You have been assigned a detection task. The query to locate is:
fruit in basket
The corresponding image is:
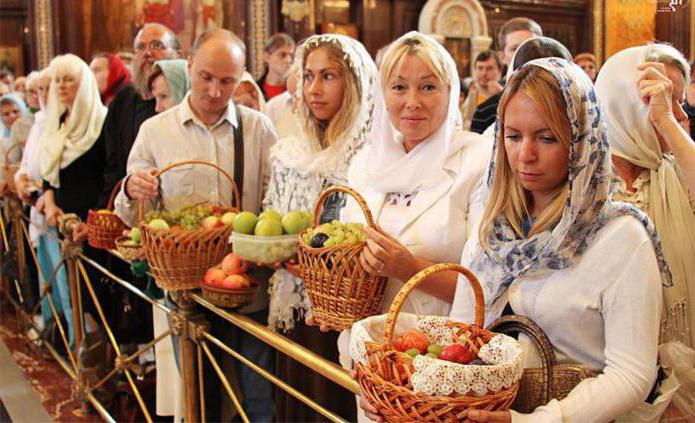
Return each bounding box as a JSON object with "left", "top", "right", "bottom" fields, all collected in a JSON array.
[
  {"left": 129, "top": 228, "right": 141, "bottom": 244},
  {"left": 309, "top": 233, "right": 330, "bottom": 248},
  {"left": 221, "top": 274, "right": 251, "bottom": 290},
  {"left": 234, "top": 212, "right": 259, "bottom": 234},
  {"left": 222, "top": 253, "right": 248, "bottom": 275},
  {"left": 122, "top": 239, "right": 139, "bottom": 247},
  {"left": 259, "top": 210, "right": 282, "bottom": 222},
  {"left": 97, "top": 209, "right": 112, "bottom": 215},
  {"left": 221, "top": 212, "right": 237, "bottom": 226},
  {"left": 427, "top": 343, "right": 443, "bottom": 357},
  {"left": 393, "top": 330, "right": 430, "bottom": 354},
  {"left": 255, "top": 218, "right": 283, "bottom": 236},
  {"left": 405, "top": 348, "right": 420, "bottom": 358},
  {"left": 202, "top": 215, "right": 224, "bottom": 230},
  {"left": 204, "top": 268, "right": 226, "bottom": 285},
  {"left": 281, "top": 211, "right": 309, "bottom": 235},
  {"left": 302, "top": 220, "right": 366, "bottom": 248},
  {"left": 148, "top": 218, "right": 170, "bottom": 231},
  {"left": 439, "top": 344, "right": 477, "bottom": 364}
]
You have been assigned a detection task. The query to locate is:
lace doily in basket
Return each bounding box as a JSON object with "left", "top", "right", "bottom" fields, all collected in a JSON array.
[{"left": 350, "top": 313, "right": 525, "bottom": 396}]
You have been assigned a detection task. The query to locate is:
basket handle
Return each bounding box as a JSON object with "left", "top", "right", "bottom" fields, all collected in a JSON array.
[
  {"left": 311, "top": 185, "right": 375, "bottom": 227},
  {"left": 4, "top": 141, "right": 25, "bottom": 164},
  {"left": 136, "top": 159, "right": 241, "bottom": 222},
  {"left": 487, "top": 315, "right": 556, "bottom": 403},
  {"left": 383, "top": 263, "right": 484, "bottom": 343},
  {"left": 105, "top": 179, "right": 124, "bottom": 210}
]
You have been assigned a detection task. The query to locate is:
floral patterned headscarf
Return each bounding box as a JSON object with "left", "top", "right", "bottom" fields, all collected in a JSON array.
[{"left": 471, "top": 58, "right": 672, "bottom": 304}]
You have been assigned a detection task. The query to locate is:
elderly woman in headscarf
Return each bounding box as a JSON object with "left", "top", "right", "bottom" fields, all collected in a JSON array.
[
  {"left": 40, "top": 54, "right": 106, "bottom": 226},
  {"left": 90, "top": 53, "right": 131, "bottom": 106},
  {"left": 595, "top": 43, "right": 695, "bottom": 418},
  {"left": 362, "top": 58, "right": 673, "bottom": 422},
  {"left": 147, "top": 58, "right": 190, "bottom": 113},
  {"left": 233, "top": 71, "right": 266, "bottom": 111},
  {"left": 262, "top": 33, "right": 377, "bottom": 422},
  {"left": 0, "top": 93, "right": 28, "bottom": 194}
]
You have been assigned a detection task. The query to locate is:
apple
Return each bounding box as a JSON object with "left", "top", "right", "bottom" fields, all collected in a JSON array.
[
  {"left": 204, "top": 267, "right": 226, "bottom": 285},
  {"left": 222, "top": 253, "right": 248, "bottom": 275},
  {"left": 281, "top": 211, "right": 308, "bottom": 235},
  {"left": 221, "top": 211, "right": 237, "bottom": 226},
  {"left": 148, "top": 218, "right": 170, "bottom": 231},
  {"left": 202, "top": 215, "right": 224, "bottom": 230},
  {"left": 221, "top": 274, "right": 251, "bottom": 290},
  {"left": 258, "top": 210, "right": 282, "bottom": 222},
  {"left": 255, "top": 218, "right": 283, "bottom": 236},
  {"left": 233, "top": 212, "right": 258, "bottom": 234},
  {"left": 129, "top": 228, "right": 141, "bottom": 243}
]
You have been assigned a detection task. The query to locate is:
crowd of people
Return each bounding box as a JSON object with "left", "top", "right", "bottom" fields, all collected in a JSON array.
[{"left": 1, "top": 14, "right": 694, "bottom": 423}]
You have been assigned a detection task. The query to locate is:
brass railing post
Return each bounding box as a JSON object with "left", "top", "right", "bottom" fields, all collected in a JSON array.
[
  {"left": 57, "top": 213, "right": 87, "bottom": 412},
  {"left": 170, "top": 290, "right": 207, "bottom": 423},
  {"left": 9, "top": 196, "right": 27, "bottom": 287}
]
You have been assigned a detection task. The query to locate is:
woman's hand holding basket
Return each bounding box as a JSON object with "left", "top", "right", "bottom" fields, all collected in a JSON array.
[{"left": 360, "top": 226, "right": 419, "bottom": 281}]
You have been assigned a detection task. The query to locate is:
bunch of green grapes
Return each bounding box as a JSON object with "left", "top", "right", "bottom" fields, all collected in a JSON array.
[
  {"left": 144, "top": 210, "right": 164, "bottom": 223},
  {"left": 302, "top": 220, "right": 366, "bottom": 248},
  {"left": 176, "top": 205, "right": 214, "bottom": 230}
]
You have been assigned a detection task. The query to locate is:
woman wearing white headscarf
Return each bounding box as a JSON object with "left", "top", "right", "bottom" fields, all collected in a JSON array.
[
  {"left": 233, "top": 71, "right": 266, "bottom": 112},
  {"left": 360, "top": 58, "right": 674, "bottom": 423},
  {"left": 263, "top": 33, "right": 377, "bottom": 421},
  {"left": 40, "top": 54, "right": 107, "bottom": 226},
  {"left": 595, "top": 44, "right": 695, "bottom": 417}
]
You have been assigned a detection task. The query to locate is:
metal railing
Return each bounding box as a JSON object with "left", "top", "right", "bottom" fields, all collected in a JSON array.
[{"left": 0, "top": 193, "right": 358, "bottom": 422}]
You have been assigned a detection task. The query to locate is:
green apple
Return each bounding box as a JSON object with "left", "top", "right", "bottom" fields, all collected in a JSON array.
[
  {"left": 129, "top": 227, "right": 141, "bottom": 243},
  {"left": 233, "top": 212, "right": 258, "bottom": 234},
  {"left": 254, "top": 218, "right": 283, "bottom": 236},
  {"left": 281, "top": 211, "right": 308, "bottom": 235},
  {"left": 221, "top": 211, "right": 237, "bottom": 226},
  {"left": 258, "top": 210, "right": 282, "bottom": 222},
  {"left": 148, "top": 218, "right": 170, "bottom": 231}
]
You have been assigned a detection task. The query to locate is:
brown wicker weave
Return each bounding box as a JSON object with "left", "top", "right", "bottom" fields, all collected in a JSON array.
[
  {"left": 87, "top": 180, "right": 128, "bottom": 249},
  {"left": 487, "top": 315, "right": 597, "bottom": 413},
  {"left": 356, "top": 263, "right": 520, "bottom": 422},
  {"left": 297, "top": 186, "right": 387, "bottom": 331},
  {"left": 201, "top": 282, "right": 258, "bottom": 308},
  {"left": 114, "top": 236, "right": 144, "bottom": 262},
  {"left": 139, "top": 160, "right": 240, "bottom": 291},
  {"left": 4, "top": 142, "right": 24, "bottom": 195}
]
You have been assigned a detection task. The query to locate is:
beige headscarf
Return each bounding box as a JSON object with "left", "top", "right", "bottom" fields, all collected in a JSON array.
[
  {"left": 596, "top": 45, "right": 695, "bottom": 346},
  {"left": 40, "top": 54, "right": 107, "bottom": 188}
]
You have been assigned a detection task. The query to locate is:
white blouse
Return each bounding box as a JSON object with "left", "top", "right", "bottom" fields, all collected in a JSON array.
[{"left": 451, "top": 216, "right": 663, "bottom": 422}]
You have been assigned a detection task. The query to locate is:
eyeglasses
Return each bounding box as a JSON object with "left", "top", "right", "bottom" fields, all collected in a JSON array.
[{"left": 134, "top": 40, "right": 167, "bottom": 53}]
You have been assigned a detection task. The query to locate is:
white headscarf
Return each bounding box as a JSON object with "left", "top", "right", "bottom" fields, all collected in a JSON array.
[
  {"left": 364, "top": 31, "right": 466, "bottom": 194},
  {"left": 269, "top": 34, "right": 378, "bottom": 182},
  {"left": 40, "top": 54, "right": 107, "bottom": 187},
  {"left": 595, "top": 45, "right": 695, "bottom": 345},
  {"left": 238, "top": 71, "right": 267, "bottom": 111}
]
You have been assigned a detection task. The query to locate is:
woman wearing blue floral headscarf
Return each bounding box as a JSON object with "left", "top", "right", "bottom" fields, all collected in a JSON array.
[
  {"left": 358, "top": 58, "right": 674, "bottom": 421},
  {"left": 453, "top": 58, "right": 673, "bottom": 421}
]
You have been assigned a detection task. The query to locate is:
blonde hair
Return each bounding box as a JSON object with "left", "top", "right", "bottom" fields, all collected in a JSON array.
[
  {"left": 479, "top": 66, "right": 572, "bottom": 249},
  {"left": 302, "top": 42, "right": 360, "bottom": 148},
  {"left": 380, "top": 35, "right": 452, "bottom": 92}
]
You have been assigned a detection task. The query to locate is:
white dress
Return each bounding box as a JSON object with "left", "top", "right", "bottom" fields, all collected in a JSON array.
[{"left": 452, "top": 216, "right": 668, "bottom": 422}]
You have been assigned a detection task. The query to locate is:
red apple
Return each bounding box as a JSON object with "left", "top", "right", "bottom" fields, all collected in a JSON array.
[
  {"left": 202, "top": 216, "right": 223, "bottom": 230},
  {"left": 221, "top": 253, "right": 248, "bottom": 275},
  {"left": 393, "top": 330, "right": 430, "bottom": 354},
  {"left": 221, "top": 274, "right": 251, "bottom": 290},
  {"left": 439, "top": 344, "right": 476, "bottom": 364},
  {"left": 204, "top": 268, "right": 226, "bottom": 286}
]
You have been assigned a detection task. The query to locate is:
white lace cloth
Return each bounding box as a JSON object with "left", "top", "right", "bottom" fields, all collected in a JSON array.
[{"left": 350, "top": 313, "right": 524, "bottom": 396}]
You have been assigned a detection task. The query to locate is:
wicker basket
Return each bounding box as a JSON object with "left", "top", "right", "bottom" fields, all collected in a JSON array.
[
  {"left": 139, "top": 160, "right": 240, "bottom": 291},
  {"left": 114, "top": 236, "right": 144, "bottom": 262},
  {"left": 297, "top": 186, "right": 387, "bottom": 331},
  {"left": 87, "top": 180, "right": 128, "bottom": 249},
  {"left": 487, "top": 315, "right": 597, "bottom": 413},
  {"left": 4, "top": 142, "right": 24, "bottom": 195},
  {"left": 356, "top": 263, "right": 520, "bottom": 422},
  {"left": 201, "top": 282, "right": 258, "bottom": 308}
]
